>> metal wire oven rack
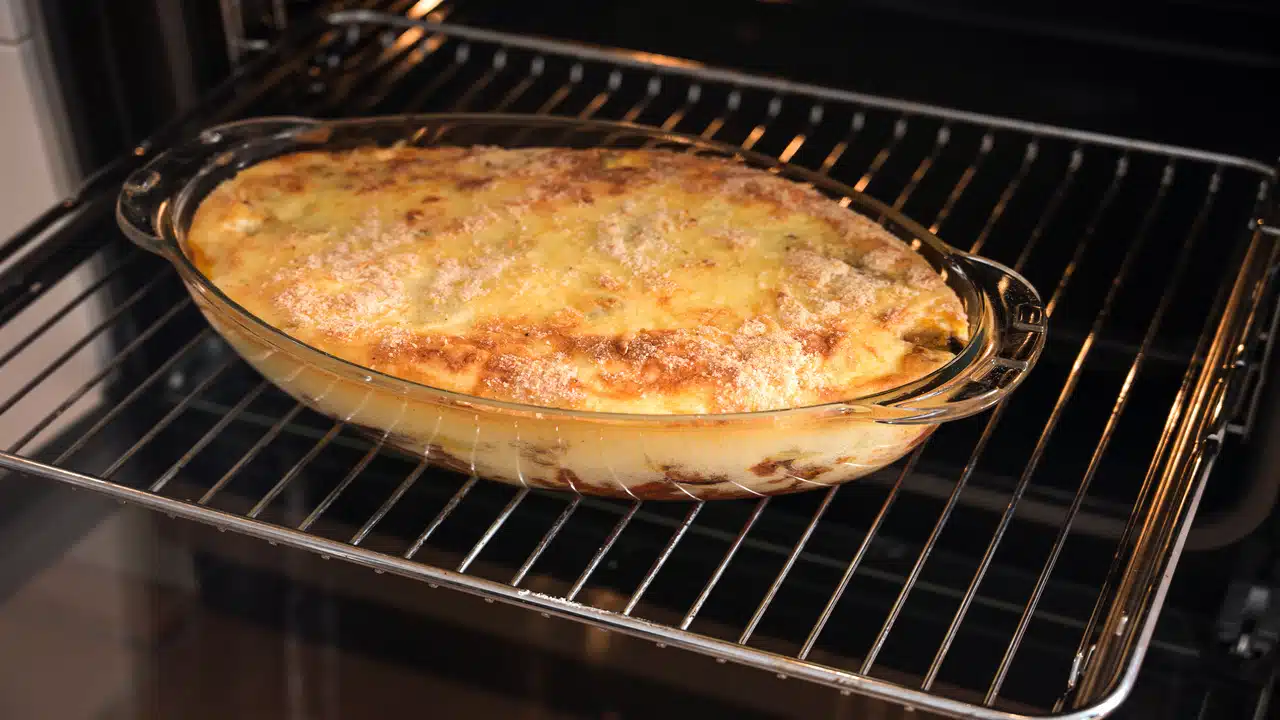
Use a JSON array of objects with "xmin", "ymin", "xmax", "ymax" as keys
[{"xmin": 2, "ymin": 5, "xmax": 1278, "ymax": 718}]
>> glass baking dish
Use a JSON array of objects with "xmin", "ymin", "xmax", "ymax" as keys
[{"xmin": 116, "ymin": 114, "xmax": 1045, "ymax": 500}]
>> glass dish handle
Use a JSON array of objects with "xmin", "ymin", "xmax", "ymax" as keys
[
  {"xmin": 880, "ymin": 254, "xmax": 1046, "ymax": 423},
  {"xmin": 945, "ymin": 254, "xmax": 1047, "ymax": 416},
  {"xmin": 116, "ymin": 117, "xmax": 321, "ymax": 254}
]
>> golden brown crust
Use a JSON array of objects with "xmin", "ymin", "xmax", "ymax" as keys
[{"xmin": 187, "ymin": 146, "xmax": 968, "ymax": 413}]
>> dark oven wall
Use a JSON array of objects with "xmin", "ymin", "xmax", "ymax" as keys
[
  {"xmin": 32, "ymin": 1, "xmax": 1280, "ymax": 173},
  {"xmin": 458, "ymin": 0, "xmax": 1280, "ymax": 160},
  {"xmin": 34, "ymin": 0, "xmax": 235, "ymax": 176}
]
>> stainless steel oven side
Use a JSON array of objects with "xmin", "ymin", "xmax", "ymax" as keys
[{"xmin": 1065, "ymin": 210, "xmax": 1280, "ymax": 711}]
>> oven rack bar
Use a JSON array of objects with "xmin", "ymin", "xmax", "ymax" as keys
[{"xmin": 1, "ymin": 7, "xmax": 1277, "ymax": 720}]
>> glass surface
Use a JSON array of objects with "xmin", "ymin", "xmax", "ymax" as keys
[{"xmin": 115, "ymin": 114, "xmax": 1045, "ymax": 499}]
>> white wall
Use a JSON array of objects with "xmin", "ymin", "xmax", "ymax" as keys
[{"xmin": 0, "ymin": 0, "xmax": 109, "ymax": 456}]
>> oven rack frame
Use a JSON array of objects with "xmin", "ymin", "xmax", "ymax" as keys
[{"xmin": 1, "ymin": 7, "xmax": 1278, "ymax": 719}]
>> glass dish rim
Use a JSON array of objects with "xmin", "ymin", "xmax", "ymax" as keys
[{"xmin": 123, "ymin": 112, "xmax": 1034, "ymax": 423}]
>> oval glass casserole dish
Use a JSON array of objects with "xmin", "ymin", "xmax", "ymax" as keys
[{"xmin": 117, "ymin": 115, "xmax": 1045, "ymax": 500}]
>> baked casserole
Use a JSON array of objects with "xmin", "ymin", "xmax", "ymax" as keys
[
  {"xmin": 119, "ymin": 115, "xmax": 1044, "ymax": 499},
  {"xmin": 190, "ymin": 146, "xmax": 969, "ymax": 413}
]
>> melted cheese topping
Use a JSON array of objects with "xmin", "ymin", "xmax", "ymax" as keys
[{"xmin": 187, "ymin": 146, "xmax": 969, "ymax": 414}]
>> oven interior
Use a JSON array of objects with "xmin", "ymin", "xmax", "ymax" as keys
[{"xmin": 1, "ymin": 1, "xmax": 1278, "ymax": 718}]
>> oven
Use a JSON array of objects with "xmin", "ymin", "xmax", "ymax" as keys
[{"xmin": 0, "ymin": 1, "xmax": 1277, "ymax": 717}]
